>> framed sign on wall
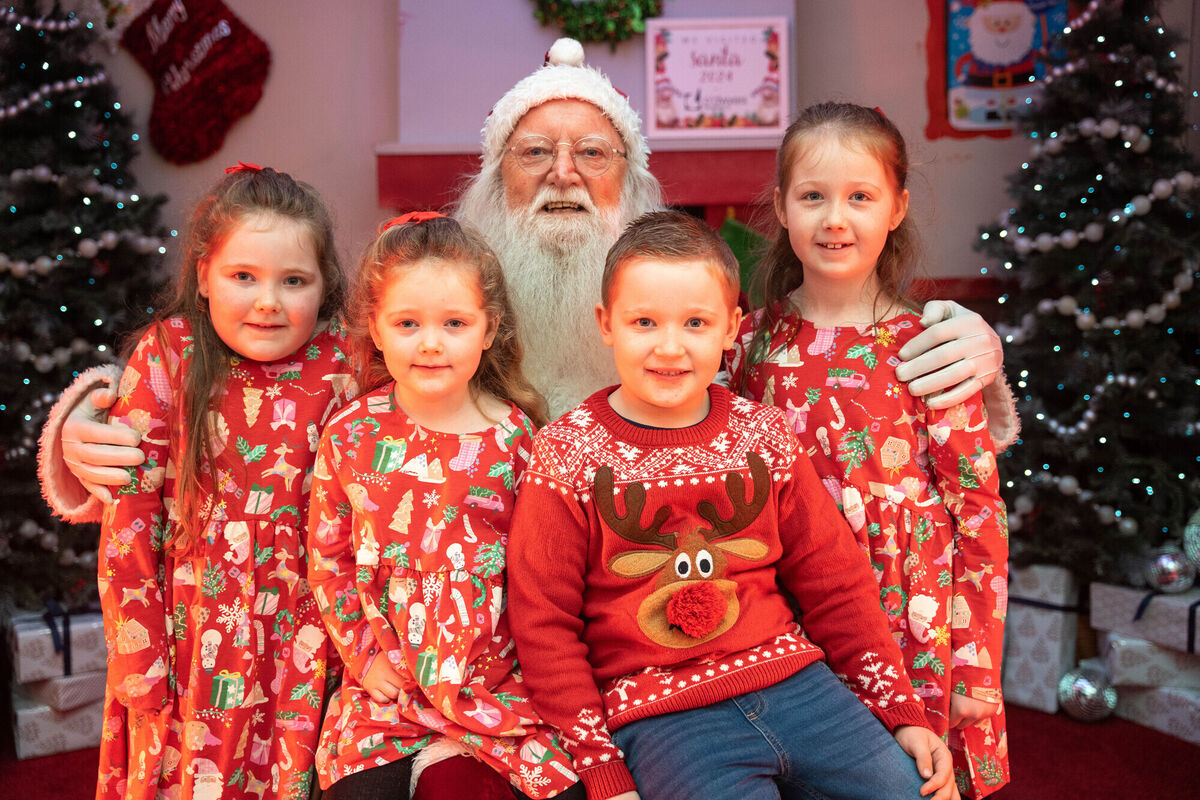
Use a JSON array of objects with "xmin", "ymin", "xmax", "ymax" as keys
[
  {"xmin": 646, "ymin": 16, "xmax": 788, "ymax": 138},
  {"xmin": 925, "ymin": 0, "xmax": 1068, "ymax": 139}
]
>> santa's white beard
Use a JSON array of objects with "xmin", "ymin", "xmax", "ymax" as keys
[
  {"xmin": 968, "ymin": 8, "xmax": 1035, "ymax": 67},
  {"xmin": 469, "ymin": 185, "xmax": 630, "ymax": 418}
]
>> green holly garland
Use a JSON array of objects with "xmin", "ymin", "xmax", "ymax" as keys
[{"xmin": 532, "ymin": 0, "xmax": 663, "ymax": 48}]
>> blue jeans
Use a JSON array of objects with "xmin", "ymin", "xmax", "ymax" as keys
[{"xmin": 610, "ymin": 661, "xmax": 928, "ymax": 800}]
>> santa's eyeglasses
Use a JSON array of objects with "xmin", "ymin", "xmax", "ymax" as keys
[{"xmin": 507, "ymin": 135, "xmax": 626, "ymax": 178}]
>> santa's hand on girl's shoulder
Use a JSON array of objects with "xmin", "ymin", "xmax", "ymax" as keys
[
  {"xmin": 63, "ymin": 382, "xmax": 144, "ymax": 503},
  {"xmin": 895, "ymin": 300, "xmax": 1003, "ymax": 409}
]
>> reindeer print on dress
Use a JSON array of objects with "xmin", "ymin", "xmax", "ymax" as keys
[
  {"xmin": 97, "ymin": 317, "xmax": 354, "ymax": 800},
  {"xmin": 307, "ymin": 383, "xmax": 577, "ymax": 797},
  {"xmin": 595, "ymin": 453, "xmax": 771, "ymax": 648},
  {"xmin": 730, "ymin": 309, "xmax": 1010, "ymax": 798}
]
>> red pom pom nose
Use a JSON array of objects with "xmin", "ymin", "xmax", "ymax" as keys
[{"xmin": 665, "ymin": 581, "xmax": 726, "ymax": 638}]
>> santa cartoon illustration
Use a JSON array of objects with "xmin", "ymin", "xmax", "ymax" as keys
[{"xmin": 955, "ymin": 0, "xmax": 1044, "ymax": 89}]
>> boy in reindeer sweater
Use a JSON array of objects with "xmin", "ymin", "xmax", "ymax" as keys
[{"xmin": 507, "ymin": 212, "xmax": 959, "ymax": 800}]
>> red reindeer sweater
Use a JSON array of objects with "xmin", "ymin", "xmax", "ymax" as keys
[{"xmin": 508, "ymin": 386, "xmax": 929, "ymax": 797}]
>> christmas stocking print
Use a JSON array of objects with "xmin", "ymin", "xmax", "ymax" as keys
[{"xmin": 122, "ymin": 0, "xmax": 270, "ymax": 164}]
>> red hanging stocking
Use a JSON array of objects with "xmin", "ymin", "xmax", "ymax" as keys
[{"xmin": 121, "ymin": 0, "xmax": 271, "ymax": 164}]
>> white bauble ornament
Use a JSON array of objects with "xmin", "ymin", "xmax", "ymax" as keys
[
  {"xmin": 1059, "ymin": 230, "xmax": 1080, "ymax": 249},
  {"xmin": 1152, "ymin": 179, "xmax": 1174, "ymax": 199},
  {"xmin": 1075, "ymin": 312, "xmax": 1096, "ymax": 330},
  {"xmin": 1130, "ymin": 195, "xmax": 1151, "ymax": 215},
  {"xmin": 1098, "ymin": 118, "xmax": 1121, "ymax": 138},
  {"xmin": 1124, "ymin": 310, "xmax": 1145, "ymax": 328},
  {"xmin": 1084, "ymin": 222, "xmax": 1105, "ymax": 242},
  {"xmin": 1078, "ymin": 117, "xmax": 1098, "ymax": 136},
  {"xmin": 1175, "ymin": 171, "xmax": 1195, "ymax": 191},
  {"xmin": 1056, "ymin": 296, "xmax": 1078, "ymax": 315}
]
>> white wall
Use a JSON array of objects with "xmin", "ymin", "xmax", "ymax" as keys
[{"xmin": 88, "ymin": 0, "xmax": 1196, "ymax": 279}]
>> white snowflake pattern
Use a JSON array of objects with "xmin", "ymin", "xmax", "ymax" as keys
[
  {"xmin": 518, "ymin": 764, "xmax": 551, "ymax": 792},
  {"xmin": 781, "ymin": 374, "xmax": 798, "ymax": 389},
  {"xmin": 617, "ymin": 442, "xmax": 642, "ymax": 462},
  {"xmin": 423, "ymin": 490, "xmax": 440, "ymax": 508},
  {"xmin": 216, "ymin": 598, "xmax": 247, "ymax": 634}
]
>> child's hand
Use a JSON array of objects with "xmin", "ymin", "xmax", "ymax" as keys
[
  {"xmin": 949, "ymin": 693, "xmax": 998, "ymax": 729},
  {"xmin": 893, "ymin": 725, "xmax": 961, "ymax": 800},
  {"xmin": 362, "ymin": 653, "xmax": 405, "ymax": 704}
]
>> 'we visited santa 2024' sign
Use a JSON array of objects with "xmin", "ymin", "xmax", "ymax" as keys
[{"xmin": 646, "ymin": 17, "xmax": 788, "ymax": 138}]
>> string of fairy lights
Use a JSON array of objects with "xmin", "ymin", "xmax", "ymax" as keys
[
  {"xmin": 990, "ymin": 0, "xmax": 1198, "ymax": 540},
  {"xmin": 2, "ymin": 7, "xmax": 167, "ymax": 565}
]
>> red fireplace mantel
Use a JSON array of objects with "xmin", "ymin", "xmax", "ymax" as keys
[{"xmin": 376, "ymin": 146, "xmax": 778, "ymax": 218}]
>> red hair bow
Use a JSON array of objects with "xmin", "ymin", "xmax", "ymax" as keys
[
  {"xmin": 379, "ymin": 211, "xmax": 446, "ymax": 233},
  {"xmin": 224, "ymin": 161, "xmax": 263, "ymax": 174}
]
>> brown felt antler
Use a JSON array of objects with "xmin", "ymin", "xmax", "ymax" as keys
[
  {"xmin": 696, "ymin": 452, "xmax": 771, "ymax": 542},
  {"xmin": 593, "ymin": 465, "xmax": 675, "ymax": 550}
]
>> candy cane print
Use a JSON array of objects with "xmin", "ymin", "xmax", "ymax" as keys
[
  {"xmin": 827, "ymin": 396, "xmax": 847, "ymax": 430},
  {"xmin": 816, "ymin": 426, "xmax": 832, "ymax": 456},
  {"xmin": 450, "ymin": 587, "xmax": 470, "ymax": 627}
]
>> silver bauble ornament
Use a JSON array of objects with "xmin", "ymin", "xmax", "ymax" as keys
[
  {"xmin": 1183, "ymin": 509, "xmax": 1200, "ymax": 568},
  {"xmin": 1143, "ymin": 543, "xmax": 1196, "ymax": 593},
  {"xmin": 1057, "ymin": 666, "xmax": 1117, "ymax": 722}
]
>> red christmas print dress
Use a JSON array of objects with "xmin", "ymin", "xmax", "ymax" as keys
[
  {"xmin": 97, "ymin": 317, "xmax": 355, "ymax": 800},
  {"xmin": 730, "ymin": 309, "xmax": 1010, "ymax": 797},
  {"xmin": 307, "ymin": 384, "xmax": 578, "ymax": 797}
]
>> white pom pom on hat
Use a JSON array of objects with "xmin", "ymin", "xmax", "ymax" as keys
[
  {"xmin": 546, "ymin": 37, "xmax": 585, "ymax": 67},
  {"xmin": 483, "ymin": 37, "xmax": 647, "ymax": 169}
]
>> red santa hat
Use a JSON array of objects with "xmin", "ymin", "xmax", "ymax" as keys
[{"xmin": 482, "ymin": 38, "xmax": 648, "ymax": 170}]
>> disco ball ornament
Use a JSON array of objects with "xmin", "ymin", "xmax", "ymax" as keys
[
  {"xmin": 1184, "ymin": 509, "xmax": 1200, "ymax": 568},
  {"xmin": 1142, "ymin": 543, "xmax": 1196, "ymax": 593},
  {"xmin": 1057, "ymin": 666, "xmax": 1117, "ymax": 722}
]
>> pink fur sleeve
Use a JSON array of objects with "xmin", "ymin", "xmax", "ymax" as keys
[
  {"xmin": 37, "ymin": 364, "xmax": 122, "ymax": 523},
  {"xmin": 982, "ymin": 371, "xmax": 1020, "ymax": 452}
]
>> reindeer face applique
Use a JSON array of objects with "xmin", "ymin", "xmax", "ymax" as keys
[{"xmin": 594, "ymin": 452, "xmax": 773, "ymax": 649}]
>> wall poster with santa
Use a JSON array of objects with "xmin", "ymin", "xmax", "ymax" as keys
[{"xmin": 925, "ymin": 0, "xmax": 1067, "ymax": 139}]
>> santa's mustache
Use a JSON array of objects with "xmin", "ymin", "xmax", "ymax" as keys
[{"xmin": 526, "ymin": 186, "xmax": 597, "ymax": 216}]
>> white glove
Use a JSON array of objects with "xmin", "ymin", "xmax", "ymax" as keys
[
  {"xmin": 896, "ymin": 300, "xmax": 1003, "ymax": 410},
  {"xmin": 62, "ymin": 383, "xmax": 144, "ymax": 504}
]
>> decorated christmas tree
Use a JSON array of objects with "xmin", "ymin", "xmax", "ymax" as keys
[
  {"xmin": 0, "ymin": 1, "xmax": 168, "ymax": 609},
  {"xmin": 978, "ymin": 0, "xmax": 1198, "ymax": 584}
]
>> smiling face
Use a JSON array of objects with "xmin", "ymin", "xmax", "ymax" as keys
[
  {"xmin": 596, "ymin": 257, "xmax": 741, "ymax": 428},
  {"xmin": 502, "ymin": 98, "xmax": 627, "ymax": 221},
  {"xmin": 198, "ymin": 212, "xmax": 325, "ymax": 362},
  {"xmin": 773, "ymin": 132, "xmax": 909, "ymax": 298},
  {"xmin": 367, "ymin": 258, "xmax": 496, "ymax": 418}
]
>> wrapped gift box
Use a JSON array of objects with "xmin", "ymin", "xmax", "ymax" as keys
[
  {"xmin": 25, "ymin": 670, "xmax": 107, "ymax": 712},
  {"xmin": 1114, "ymin": 684, "xmax": 1200, "ymax": 747},
  {"xmin": 1002, "ymin": 564, "xmax": 1080, "ymax": 712},
  {"xmin": 1100, "ymin": 632, "xmax": 1200, "ymax": 689},
  {"xmin": 1090, "ymin": 583, "xmax": 1200, "ymax": 655},
  {"xmin": 7, "ymin": 610, "xmax": 107, "ymax": 684},
  {"xmin": 11, "ymin": 686, "xmax": 104, "ymax": 760}
]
